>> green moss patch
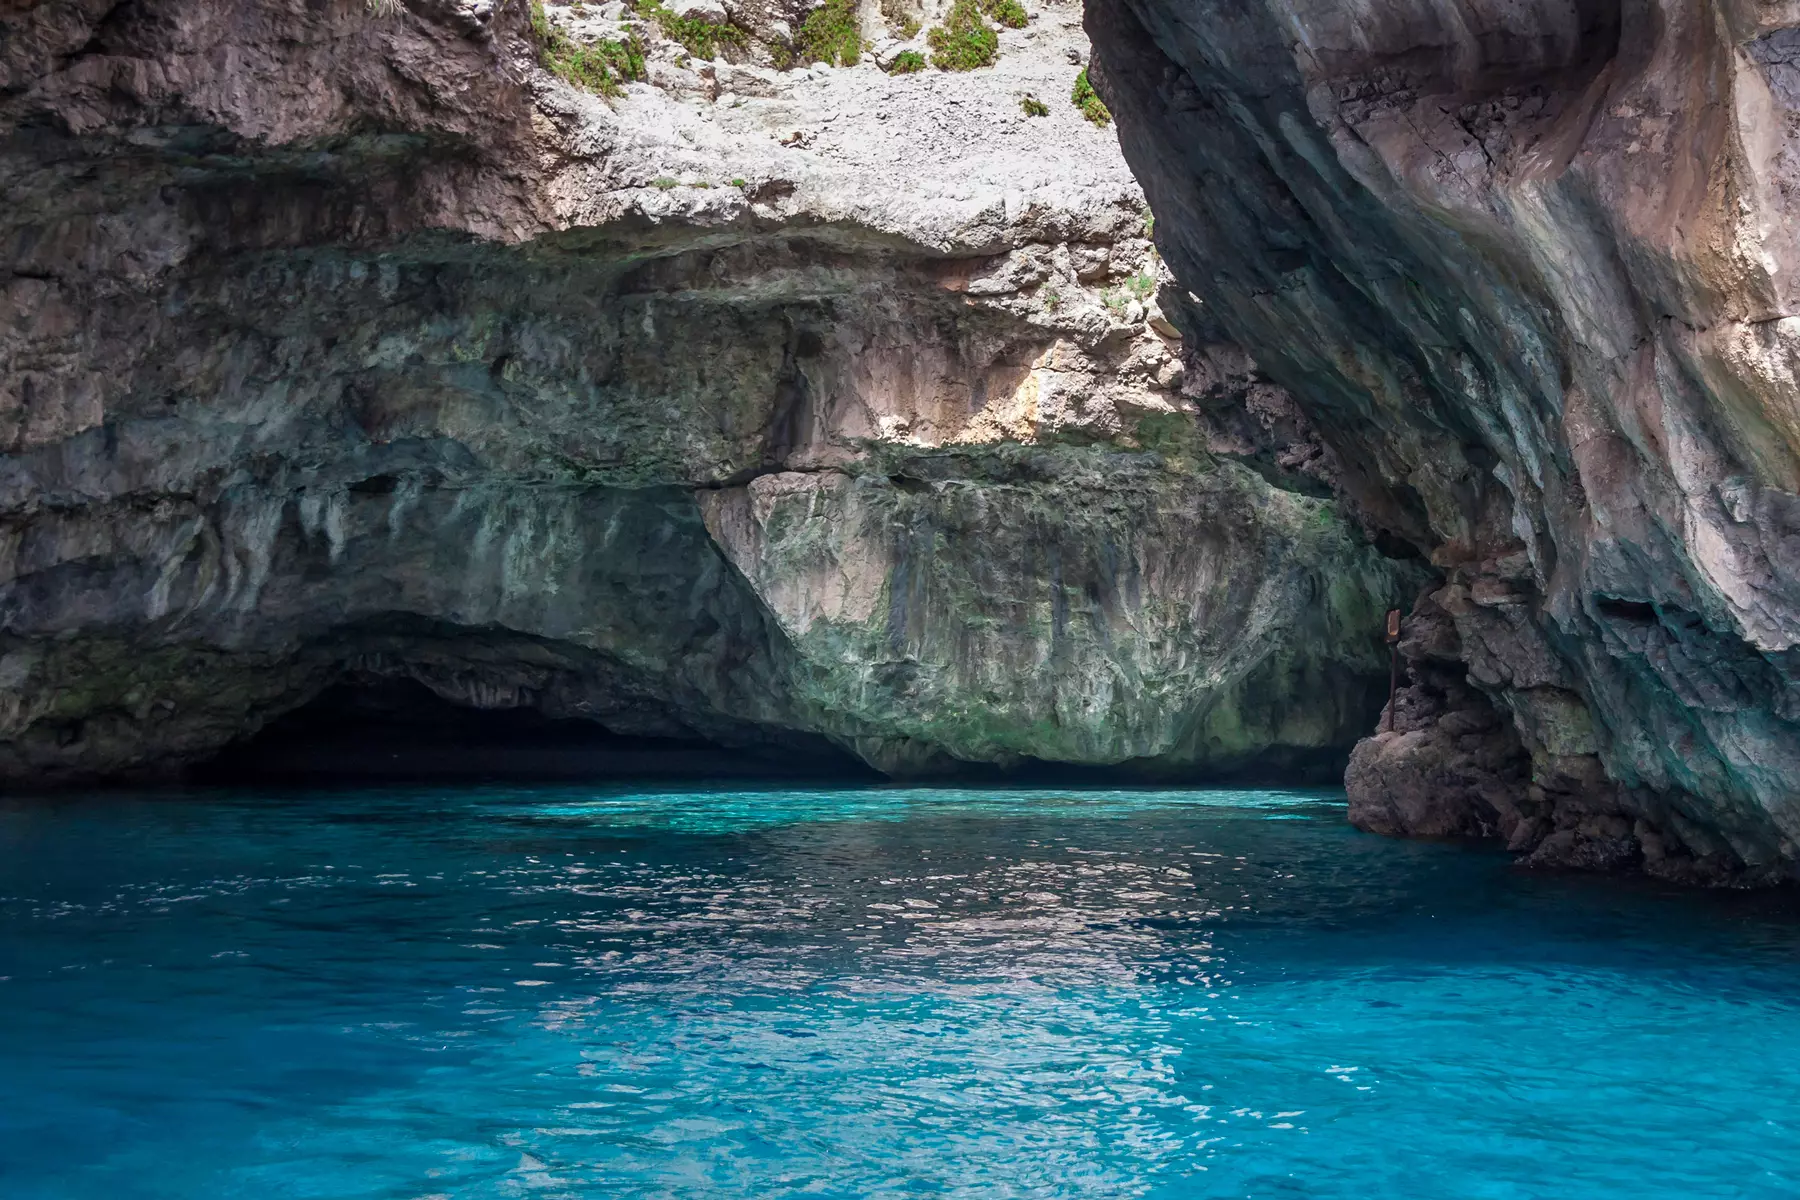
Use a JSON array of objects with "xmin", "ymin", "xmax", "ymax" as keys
[
  {"xmin": 531, "ymin": 0, "xmax": 646, "ymax": 96},
  {"xmin": 795, "ymin": 0, "xmax": 861, "ymax": 66},
  {"xmin": 978, "ymin": 0, "xmax": 1028, "ymax": 29},
  {"xmin": 927, "ymin": 0, "xmax": 997, "ymax": 70},
  {"xmin": 1072, "ymin": 67, "xmax": 1111, "ymax": 126},
  {"xmin": 633, "ymin": 0, "xmax": 748, "ymax": 60},
  {"xmin": 887, "ymin": 48, "xmax": 927, "ymax": 74}
]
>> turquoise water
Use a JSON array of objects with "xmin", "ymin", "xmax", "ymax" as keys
[{"xmin": 3, "ymin": 785, "xmax": 1800, "ymax": 1199}]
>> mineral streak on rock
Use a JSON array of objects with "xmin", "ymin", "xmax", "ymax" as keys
[
  {"xmin": 0, "ymin": 0, "xmax": 1421, "ymax": 784},
  {"xmin": 1087, "ymin": 0, "xmax": 1800, "ymax": 881}
]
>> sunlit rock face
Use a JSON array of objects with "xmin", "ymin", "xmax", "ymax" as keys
[
  {"xmin": 1087, "ymin": 0, "xmax": 1800, "ymax": 879},
  {"xmin": 0, "ymin": 0, "xmax": 1420, "ymax": 784}
]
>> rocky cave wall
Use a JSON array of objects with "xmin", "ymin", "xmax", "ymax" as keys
[
  {"xmin": 0, "ymin": 0, "xmax": 1423, "ymax": 784},
  {"xmin": 1087, "ymin": 0, "xmax": 1800, "ymax": 880}
]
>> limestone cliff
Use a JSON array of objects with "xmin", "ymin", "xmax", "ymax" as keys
[
  {"xmin": 0, "ymin": 0, "xmax": 1419, "ymax": 783},
  {"xmin": 1088, "ymin": 0, "xmax": 1800, "ymax": 880}
]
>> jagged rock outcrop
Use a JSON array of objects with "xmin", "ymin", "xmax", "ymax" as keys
[
  {"xmin": 1088, "ymin": 0, "xmax": 1800, "ymax": 880},
  {"xmin": 0, "ymin": 0, "xmax": 1421, "ymax": 784}
]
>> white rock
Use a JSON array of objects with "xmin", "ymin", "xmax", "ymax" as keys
[
  {"xmin": 1071, "ymin": 246, "xmax": 1110, "ymax": 282},
  {"xmin": 566, "ymin": 1, "xmax": 1146, "ymax": 286},
  {"xmin": 669, "ymin": 0, "xmax": 727, "ymax": 21},
  {"xmin": 1146, "ymin": 302, "xmax": 1181, "ymax": 340}
]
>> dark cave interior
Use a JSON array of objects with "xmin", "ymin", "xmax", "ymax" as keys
[{"xmin": 196, "ymin": 679, "xmax": 879, "ymax": 786}]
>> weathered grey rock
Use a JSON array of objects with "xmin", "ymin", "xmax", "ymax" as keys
[
  {"xmin": 1088, "ymin": 0, "xmax": 1800, "ymax": 879},
  {"xmin": 0, "ymin": 0, "xmax": 1420, "ymax": 784}
]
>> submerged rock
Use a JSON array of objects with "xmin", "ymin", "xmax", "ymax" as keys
[
  {"xmin": 1088, "ymin": 0, "xmax": 1800, "ymax": 880},
  {"xmin": 0, "ymin": 0, "xmax": 1419, "ymax": 784}
]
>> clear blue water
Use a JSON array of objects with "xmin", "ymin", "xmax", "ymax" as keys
[{"xmin": 4, "ymin": 785, "xmax": 1800, "ymax": 1199}]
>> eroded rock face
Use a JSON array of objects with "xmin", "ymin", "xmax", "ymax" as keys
[
  {"xmin": 701, "ymin": 448, "xmax": 1405, "ymax": 777},
  {"xmin": 1088, "ymin": 0, "xmax": 1800, "ymax": 879},
  {"xmin": 0, "ymin": 0, "xmax": 1419, "ymax": 783}
]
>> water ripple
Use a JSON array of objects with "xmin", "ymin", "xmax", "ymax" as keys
[{"xmin": 2, "ymin": 785, "xmax": 1799, "ymax": 1197}]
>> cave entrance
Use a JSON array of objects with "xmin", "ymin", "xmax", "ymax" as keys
[{"xmin": 197, "ymin": 678, "xmax": 876, "ymax": 786}]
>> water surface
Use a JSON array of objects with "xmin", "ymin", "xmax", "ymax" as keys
[{"xmin": 3, "ymin": 785, "xmax": 1798, "ymax": 1198}]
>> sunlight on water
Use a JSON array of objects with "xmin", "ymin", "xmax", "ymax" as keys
[
  {"xmin": 496, "ymin": 784, "xmax": 1334, "ymax": 831},
  {"xmin": 2, "ymin": 785, "xmax": 1799, "ymax": 1198}
]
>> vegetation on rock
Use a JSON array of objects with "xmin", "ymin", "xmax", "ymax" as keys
[
  {"xmin": 1072, "ymin": 67, "xmax": 1111, "ymax": 125},
  {"xmin": 880, "ymin": 0, "xmax": 921, "ymax": 39},
  {"xmin": 794, "ymin": 0, "xmax": 862, "ymax": 66},
  {"xmin": 530, "ymin": 1, "xmax": 646, "ymax": 96},
  {"xmin": 633, "ymin": 0, "xmax": 747, "ymax": 60},
  {"xmin": 927, "ymin": 0, "xmax": 998, "ymax": 71},
  {"xmin": 1020, "ymin": 94, "xmax": 1049, "ymax": 117},
  {"xmin": 978, "ymin": 0, "xmax": 1029, "ymax": 29},
  {"xmin": 887, "ymin": 49, "xmax": 927, "ymax": 74}
]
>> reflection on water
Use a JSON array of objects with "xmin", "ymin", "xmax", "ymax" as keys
[{"xmin": 2, "ymin": 786, "xmax": 1799, "ymax": 1198}]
